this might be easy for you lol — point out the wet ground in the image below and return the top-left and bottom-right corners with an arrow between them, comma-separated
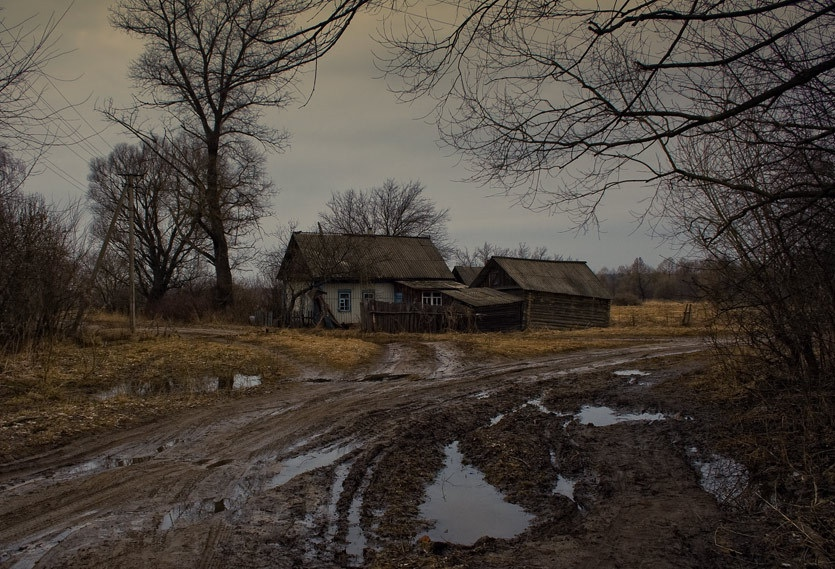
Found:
0,337 -> 764,568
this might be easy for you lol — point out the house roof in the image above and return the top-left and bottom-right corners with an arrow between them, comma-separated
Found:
453,266 -> 482,285
396,280 -> 467,291
473,256 -> 612,299
278,232 -> 454,282
442,287 -> 523,307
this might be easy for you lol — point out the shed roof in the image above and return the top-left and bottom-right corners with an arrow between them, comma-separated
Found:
278,232 -> 454,282
442,287 -> 523,307
396,280 -> 467,291
473,257 -> 612,299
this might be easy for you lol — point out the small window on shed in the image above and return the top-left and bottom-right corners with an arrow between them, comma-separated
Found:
337,290 -> 351,312
488,270 -> 501,287
422,291 -> 443,306
394,292 -> 403,304
362,289 -> 375,301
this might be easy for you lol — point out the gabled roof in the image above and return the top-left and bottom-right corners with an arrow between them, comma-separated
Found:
453,266 -> 482,285
277,232 -> 454,282
473,256 -> 612,299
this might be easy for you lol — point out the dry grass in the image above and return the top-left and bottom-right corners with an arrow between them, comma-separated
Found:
0,301 -> 711,460
447,301 -> 715,359
610,300 -> 714,329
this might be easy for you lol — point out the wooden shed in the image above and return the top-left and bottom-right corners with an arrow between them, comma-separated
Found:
471,257 -> 612,329
441,287 -> 524,332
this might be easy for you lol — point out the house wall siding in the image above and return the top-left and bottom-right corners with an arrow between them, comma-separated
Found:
319,282 -> 396,324
525,292 -> 611,330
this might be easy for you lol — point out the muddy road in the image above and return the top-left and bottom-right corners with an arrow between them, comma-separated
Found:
0,338 -> 756,568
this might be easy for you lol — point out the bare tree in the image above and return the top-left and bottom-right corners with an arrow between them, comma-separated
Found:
0,7 -> 66,174
381,1 -> 835,227
0,149 -> 26,200
87,142 -> 206,310
107,0 -> 371,308
318,179 -> 455,258
454,241 -> 557,267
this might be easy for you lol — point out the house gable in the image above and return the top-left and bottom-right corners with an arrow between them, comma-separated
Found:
472,257 -> 612,300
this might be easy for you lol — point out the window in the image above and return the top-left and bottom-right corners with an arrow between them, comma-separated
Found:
422,291 -> 443,306
362,289 -> 375,301
394,292 -> 403,304
337,290 -> 351,312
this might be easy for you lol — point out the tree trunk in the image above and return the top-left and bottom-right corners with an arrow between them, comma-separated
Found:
206,141 -> 234,308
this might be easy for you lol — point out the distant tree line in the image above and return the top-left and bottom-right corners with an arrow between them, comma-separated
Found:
596,258 -> 706,305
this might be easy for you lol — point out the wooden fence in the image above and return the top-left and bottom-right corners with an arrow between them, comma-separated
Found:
360,300 -> 475,333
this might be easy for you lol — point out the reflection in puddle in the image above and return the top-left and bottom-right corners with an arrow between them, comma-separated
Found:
233,374 -> 262,389
690,449 -> 749,504
267,442 -> 359,489
97,373 -> 261,399
56,442 -> 177,480
345,469 -> 372,566
553,475 -> 576,501
575,405 -> 665,426
419,441 -> 533,545
526,398 -> 551,413
613,369 -> 650,377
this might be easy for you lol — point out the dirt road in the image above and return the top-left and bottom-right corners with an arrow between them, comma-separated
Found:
0,338 -> 758,568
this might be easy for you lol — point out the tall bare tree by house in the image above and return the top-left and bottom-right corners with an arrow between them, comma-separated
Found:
318,179 -> 455,258
107,0 -> 371,308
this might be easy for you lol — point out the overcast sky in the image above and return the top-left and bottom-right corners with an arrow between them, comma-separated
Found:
5,0 -> 685,271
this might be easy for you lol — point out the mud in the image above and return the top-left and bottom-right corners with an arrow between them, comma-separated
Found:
0,338 -> 769,568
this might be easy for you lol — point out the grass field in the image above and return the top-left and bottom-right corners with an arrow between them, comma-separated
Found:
0,301 -> 714,460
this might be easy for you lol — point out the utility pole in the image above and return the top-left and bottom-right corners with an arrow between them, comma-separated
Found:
127,173 -> 137,333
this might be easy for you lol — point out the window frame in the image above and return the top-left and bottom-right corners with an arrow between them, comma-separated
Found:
422,291 -> 443,306
337,289 -> 352,312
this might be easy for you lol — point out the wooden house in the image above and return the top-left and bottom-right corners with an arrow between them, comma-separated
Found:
471,257 -> 612,329
276,232 -> 460,327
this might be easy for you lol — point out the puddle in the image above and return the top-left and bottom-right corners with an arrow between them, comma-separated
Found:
97,373 -> 261,399
6,521 -> 91,569
614,369 -> 651,385
489,413 -> 505,426
326,462 -> 352,543
526,398 -> 551,413
575,405 -> 665,426
54,442 -> 177,481
613,369 -> 650,377
553,475 -> 576,501
418,441 -> 534,545
690,450 -> 749,504
159,499 -> 223,532
267,441 -> 359,489
345,469 -> 373,566
233,374 -> 261,389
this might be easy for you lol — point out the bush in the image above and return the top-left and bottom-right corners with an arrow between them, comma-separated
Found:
0,191 -> 85,351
